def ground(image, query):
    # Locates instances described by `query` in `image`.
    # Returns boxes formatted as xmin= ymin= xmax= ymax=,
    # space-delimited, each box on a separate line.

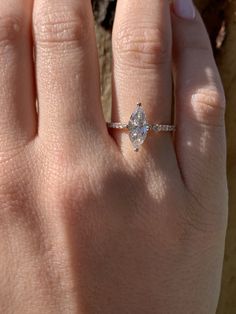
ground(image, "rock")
xmin=92 ymin=0 xmax=116 ymax=29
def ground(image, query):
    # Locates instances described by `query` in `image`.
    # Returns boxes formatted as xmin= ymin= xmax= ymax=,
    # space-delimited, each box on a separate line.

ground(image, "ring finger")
xmin=112 ymin=0 xmax=173 ymax=157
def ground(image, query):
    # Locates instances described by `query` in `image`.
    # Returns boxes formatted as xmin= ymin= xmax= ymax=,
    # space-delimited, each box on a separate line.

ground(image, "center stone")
xmin=128 ymin=104 xmax=149 ymax=151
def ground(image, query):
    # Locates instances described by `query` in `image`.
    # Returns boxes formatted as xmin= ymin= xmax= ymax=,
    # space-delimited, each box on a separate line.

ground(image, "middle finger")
xmin=33 ymin=0 xmax=105 ymax=147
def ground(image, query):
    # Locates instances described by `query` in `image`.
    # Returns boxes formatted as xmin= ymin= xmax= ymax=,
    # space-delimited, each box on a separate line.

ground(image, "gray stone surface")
xmin=92 ymin=0 xmax=116 ymax=28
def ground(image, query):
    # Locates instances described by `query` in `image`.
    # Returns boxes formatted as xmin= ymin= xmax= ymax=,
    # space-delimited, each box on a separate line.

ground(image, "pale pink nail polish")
xmin=174 ymin=0 xmax=196 ymax=20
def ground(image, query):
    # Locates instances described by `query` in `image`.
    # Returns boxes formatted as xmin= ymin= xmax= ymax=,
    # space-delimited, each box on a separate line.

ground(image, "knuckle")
xmin=0 ymin=15 xmax=22 ymax=53
xmin=42 ymin=163 xmax=90 ymax=219
xmin=190 ymin=88 xmax=226 ymax=127
xmin=180 ymin=191 xmax=228 ymax=237
xmin=113 ymin=23 xmax=170 ymax=69
xmin=0 ymin=140 xmax=28 ymax=166
xmin=0 ymin=167 xmax=29 ymax=214
xmin=34 ymin=9 xmax=89 ymax=50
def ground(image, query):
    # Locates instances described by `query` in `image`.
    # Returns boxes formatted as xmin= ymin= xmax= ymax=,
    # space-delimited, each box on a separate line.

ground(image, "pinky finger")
xmin=172 ymin=1 xmax=228 ymax=216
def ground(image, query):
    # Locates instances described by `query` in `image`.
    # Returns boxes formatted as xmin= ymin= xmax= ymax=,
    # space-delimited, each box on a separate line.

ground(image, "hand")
xmin=0 ymin=0 xmax=228 ymax=313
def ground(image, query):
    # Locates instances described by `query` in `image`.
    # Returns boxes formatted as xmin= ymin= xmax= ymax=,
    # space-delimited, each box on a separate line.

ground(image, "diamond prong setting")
xmin=107 ymin=103 xmax=175 ymax=151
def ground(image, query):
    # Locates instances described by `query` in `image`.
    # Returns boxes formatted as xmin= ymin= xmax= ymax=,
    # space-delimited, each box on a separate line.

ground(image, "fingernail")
xmin=174 ymin=0 xmax=196 ymax=20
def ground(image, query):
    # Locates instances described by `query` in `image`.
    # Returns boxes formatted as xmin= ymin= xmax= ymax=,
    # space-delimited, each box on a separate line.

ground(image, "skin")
xmin=0 ymin=0 xmax=228 ymax=313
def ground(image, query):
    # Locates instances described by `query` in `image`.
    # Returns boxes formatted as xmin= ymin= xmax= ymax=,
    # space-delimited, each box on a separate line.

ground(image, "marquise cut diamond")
xmin=128 ymin=104 xmax=149 ymax=151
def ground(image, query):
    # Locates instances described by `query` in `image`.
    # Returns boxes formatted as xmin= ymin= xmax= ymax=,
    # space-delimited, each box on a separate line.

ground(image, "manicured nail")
xmin=174 ymin=0 xmax=196 ymax=20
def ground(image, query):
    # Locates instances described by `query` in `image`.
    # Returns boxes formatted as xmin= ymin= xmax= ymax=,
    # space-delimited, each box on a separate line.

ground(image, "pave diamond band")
xmin=107 ymin=122 xmax=176 ymax=132
xmin=107 ymin=103 xmax=176 ymax=152
xmin=107 ymin=123 xmax=129 ymax=129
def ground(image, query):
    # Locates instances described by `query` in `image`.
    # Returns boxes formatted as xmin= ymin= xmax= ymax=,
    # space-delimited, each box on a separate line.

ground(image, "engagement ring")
xmin=107 ymin=103 xmax=176 ymax=152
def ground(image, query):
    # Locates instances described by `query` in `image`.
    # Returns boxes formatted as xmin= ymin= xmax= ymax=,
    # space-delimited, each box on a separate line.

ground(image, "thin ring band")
xmin=107 ymin=122 xmax=176 ymax=132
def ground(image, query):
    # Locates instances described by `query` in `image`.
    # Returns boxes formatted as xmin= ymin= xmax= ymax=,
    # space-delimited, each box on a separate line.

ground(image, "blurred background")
xmin=92 ymin=0 xmax=236 ymax=313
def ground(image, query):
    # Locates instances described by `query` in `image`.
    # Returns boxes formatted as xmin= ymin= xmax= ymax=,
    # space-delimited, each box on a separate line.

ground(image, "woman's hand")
xmin=0 ymin=0 xmax=227 ymax=313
